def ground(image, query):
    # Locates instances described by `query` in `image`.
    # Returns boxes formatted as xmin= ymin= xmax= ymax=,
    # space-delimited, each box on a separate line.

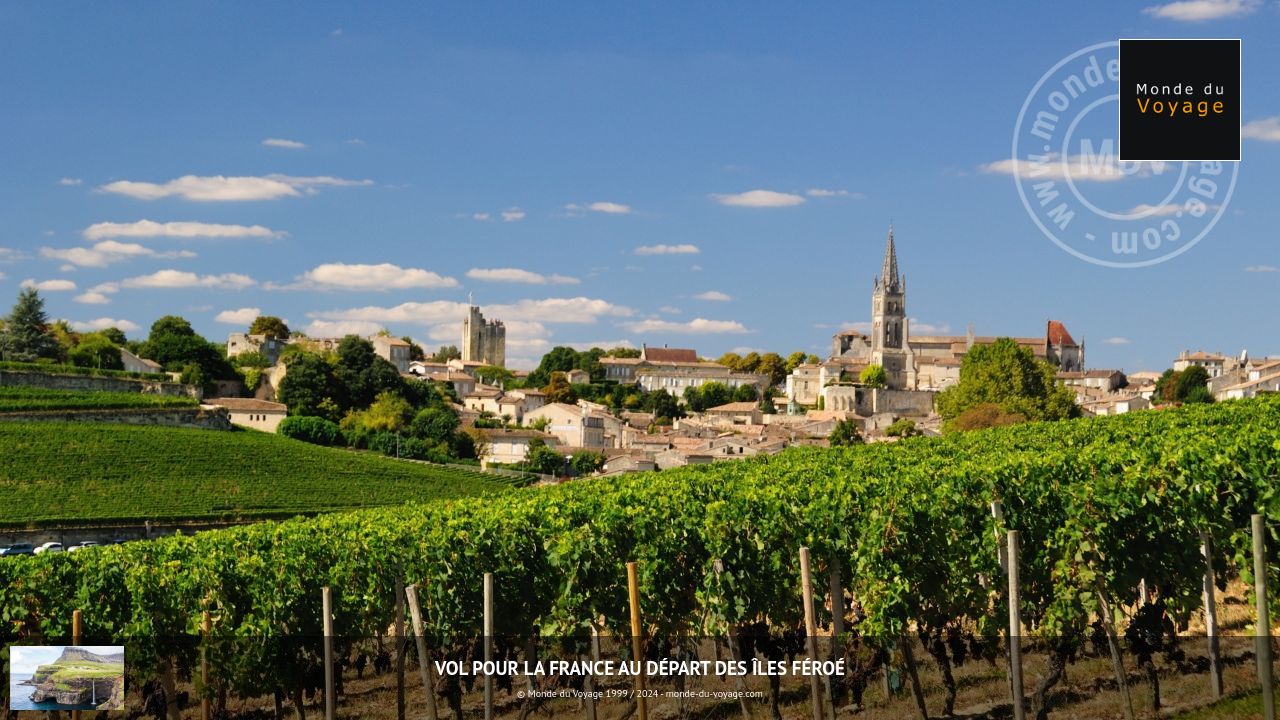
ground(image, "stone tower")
xmin=869 ymin=225 xmax=914 ymax=390
xmin=461 ymin=304 xmax=506 ymax=367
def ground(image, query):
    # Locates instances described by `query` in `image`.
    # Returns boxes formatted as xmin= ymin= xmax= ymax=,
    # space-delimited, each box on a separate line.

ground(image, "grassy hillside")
xmin=0 ymin=387 xmax=197 ymax=412
xmin=0 ymin=423 xmax=512 ymax=527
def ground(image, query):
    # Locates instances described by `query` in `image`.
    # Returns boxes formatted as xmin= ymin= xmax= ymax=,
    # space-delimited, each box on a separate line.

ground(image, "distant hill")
xmin=57 ymin=647 xmax=125 ymax=665
xmin=0 ymin=423 xmax=513 ymax=527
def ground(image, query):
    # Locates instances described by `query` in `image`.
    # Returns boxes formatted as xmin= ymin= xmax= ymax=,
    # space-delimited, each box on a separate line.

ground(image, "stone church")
xmin=794 ymin=226 xmax=1085 ymax=400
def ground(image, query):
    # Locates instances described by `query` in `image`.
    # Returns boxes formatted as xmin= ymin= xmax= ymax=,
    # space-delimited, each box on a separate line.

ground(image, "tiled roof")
xmin=208 ymin=397 xmax=287 ymax=412
xmin=1046 ymin=320 xmax=1076 ymax=347
xmin=641 ymin=346 xmax=699 ymax=363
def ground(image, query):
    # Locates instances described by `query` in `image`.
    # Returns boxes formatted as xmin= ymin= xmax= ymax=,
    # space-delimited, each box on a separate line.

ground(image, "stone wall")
xmin=0 ymin=517 xmax=261 ymax=548
xmin=0 ymin=405 xmax=231 ymax=430
xmin=869 ymin=388 xmax=936 ymax=416
xmin=0 ymin=369 xmax=200 ymax=398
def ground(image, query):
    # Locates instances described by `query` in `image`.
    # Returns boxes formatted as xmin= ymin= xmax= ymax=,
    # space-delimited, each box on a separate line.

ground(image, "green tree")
xmin=335 ymin=335 xmax=404 ymax=408
xmin=99 ymin=327 xmax=128 ymax=346
xmin=543 ymin=371 xmax=578 ymax=404
xmin=785 ymin=351 xmax=808 ymax=374
xmin=524 ymin=438 xmax=565 ymax=475
xmin=528 ymin=346 xmax=579 ymax=387
xmin=354 ymin=391 xmax=415 ymax=432
xmin=646 ymin=389 xmax=685 ymax=422
xmin=884 ymin=418 xmax=920 ymax=437
xmin=935 ymin=338 xmax=1079 ymax=431
xmin=828 ymin=418 xmax=864 ymax=446
xmin=1175 ymin=365 xmax=1213 ymax=403
xmin=0 ymin=288 xmax=60 ymax=361
xmin=475 ymin=365 xmax=515 ymax=386
xmin=860 ymin=364 xmax=887 ymax=389
xmin=401 ymin=336 xmax=425 ymax=362
xmin=67 ymin=332 xmax=124 ymax=370
xmin=949 ymin=403 xmax=1027 ymax=431
xmin=410 ymin=406 xmax=460 ymax=443
xmin=757 ymin=352 xmax=787 ymax=386
xmin=278 ymin=352 xmax=344 ymax=420
xmin=570 ymin=450 xmax=606 ymax=476
xmin=248 ymin=315 xmax=290 ymax=339
xmin=428 ymin=345 xmax=461 ymax=363
xmin=230 ymin=350 xmax=270 ymax=369
xmin=142 ymin=315 xmax=236 ymax=387
xmin=684 ymin=381 xmax=732 ymax=412
xmin=732 ymin=384 xmax=758 ymax=402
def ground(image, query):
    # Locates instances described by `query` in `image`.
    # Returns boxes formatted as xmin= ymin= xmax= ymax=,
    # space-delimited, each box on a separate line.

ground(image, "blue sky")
xmin=0 ymin=2 xmax=1276 ymax=370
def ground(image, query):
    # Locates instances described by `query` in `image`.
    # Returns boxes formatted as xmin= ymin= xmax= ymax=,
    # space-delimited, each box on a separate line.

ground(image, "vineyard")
xmin=0 ymin=360 xmax=169 ymax=380
xmin=0 ymin=423 xmax=512 ymax=527
xmin=0 ymin=386 xmax=199 ymax=412
xmin=3 ymin=397 xmax=1280 ymax=719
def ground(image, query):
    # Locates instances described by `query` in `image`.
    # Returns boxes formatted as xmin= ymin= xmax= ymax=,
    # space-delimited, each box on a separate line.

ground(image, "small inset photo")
xmin=9 ymin=646 xmax=125 ymax=712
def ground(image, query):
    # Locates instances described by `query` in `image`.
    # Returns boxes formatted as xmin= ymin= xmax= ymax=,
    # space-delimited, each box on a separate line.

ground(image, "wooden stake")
xmin=405 ymin=584 xmax=439 ymax=720
xmin=72 ymin=610 xmax=82 ymax=720
xmin=798 ymin=548 xmax=824 ymax=720
xmin=323 ymin=586 xmax=335 ymax=720
xmin=395 ymin=581 xmax=407 ymax=720
xmin=1254 ymin=514 xmax=1275 ymax=720
xmin=714 ymin=559 xmax=754 ymax=720
xmin=484 ymin=572 xmax=495 ymax=720
xmin=201 ymin=609 xmax=212 ymax=720
xmin=1094 ymin=581 xmax=1135 ymax=720
xmin=1007 ymin=530 xmax=1025 ymax=720
xmin=900 ymin=635 xmax=929 ymax=720
xmin=1201 ymin=531 xmax=1222 ymax=699
xmin=627 ymin=561 xmax=648 ymax=720
xmin=584 ymin=624 xmax=600 ymax=720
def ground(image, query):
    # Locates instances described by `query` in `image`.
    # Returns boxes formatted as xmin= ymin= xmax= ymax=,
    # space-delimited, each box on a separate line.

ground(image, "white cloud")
xmin=59 ymin=177 xmax=82 ymax=186
xmin=472 ymin=212 xmax=492 ymax=221
xmin=466 ymin=268 xmax=579 ymax=285
xmin=1103 ymin=337 xmax=1132 ymax=345
xmin=99 ymin=174 xmax=372 ymax=201
xmin=310 ymin=297 xmax=632 ymax=327
xmin=694 ymin=290 xmax=733 ymax=302
xmin=806 ymin=188 xmax=864 ymax=199
xmin=84 ymin=220 xmax=282 ymax=241
xmin=303 ymin=319 xmax=385 ymax=337
xmin=1143 ymin=0 xmax=1259 ymax=21
xmin=841 ymin=318 xmax=951 ymax=335
xmin=41 ymin=241 xmax=197 ymax=268
xmin=20 ymin=278 xmax=77 ymax=292
xmin=1126 ymin=202 xmax=1221 ymax=217
xmin=0 ymin=271 xmax=5 ymax=280
xmin=215 ymin=307 xmax=263 ymax=325
xmin=73 ymin=291 xmax=111 ymax=305
xmin=635 ymin=244 xmax=700 ymax=256
xmin=279 ymin=263 xmax=459 ymax=291
xmin=1242 ymin=117 xmax=1280 ymax=142
xmin=658 ymin=306 xmax=681 ymax=315
xmin=566 ymin=339 xmax=635 ymax=351
xmin=262 ymin=138 xmax=307 ymax=149
xmin=501 ymin=207 xmax=526 ymax=222
xmin=589 ymin=201 xmax=632 ymax=215
xmin=711 ymin=189 xmax=806 ymax=208
xmin=69 ymin=317 xmax=140 ymax=332
xmin=621 ymin=318 xmax=749 ymax=335
xmin=1245 ymin=265 xmax=1279 ymax=273
xmin=122 ymin=270 xmax=255 ymax=290
xmin=980 ymin=154 xmax=1171 ymax=183
xmin=345 ymin=138 xmax=366 ymax=145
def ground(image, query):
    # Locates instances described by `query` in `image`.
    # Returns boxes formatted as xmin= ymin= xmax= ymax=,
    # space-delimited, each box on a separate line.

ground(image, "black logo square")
xmin=1119 ymin=39 xmax=1240 ymax=161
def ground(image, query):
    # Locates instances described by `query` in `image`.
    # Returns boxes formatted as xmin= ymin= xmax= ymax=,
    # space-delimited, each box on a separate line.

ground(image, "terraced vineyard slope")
xmin=0 ymin=422 xmax=512 ymax=527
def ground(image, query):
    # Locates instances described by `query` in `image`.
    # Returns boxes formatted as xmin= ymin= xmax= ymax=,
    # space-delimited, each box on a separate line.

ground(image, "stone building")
xmin=793 ymin=225 xmax=1087 ymax=399
xmin=461 ymin=303 xmax=506 ymax=367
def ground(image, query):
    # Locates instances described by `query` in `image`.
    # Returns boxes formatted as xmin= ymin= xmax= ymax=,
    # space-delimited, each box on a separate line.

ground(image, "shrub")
xmin=278 ymin=416 xmax=345 ymax=447
xmin=885 ymin=418 xmax=920 ymax=437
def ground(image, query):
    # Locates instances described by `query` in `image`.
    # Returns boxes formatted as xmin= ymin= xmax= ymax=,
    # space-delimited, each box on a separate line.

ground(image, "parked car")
xmin=33 ymin=542 xmax=64 ymax=555
xmin=0 ymin=543 xmax=35 ymax=556
xmin=68 ymin=541 xmax=100 ymax=553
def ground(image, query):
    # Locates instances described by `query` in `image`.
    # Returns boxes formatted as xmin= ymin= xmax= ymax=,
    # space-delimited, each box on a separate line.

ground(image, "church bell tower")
xmin=869 ymin=225 xmax=913 ymax=389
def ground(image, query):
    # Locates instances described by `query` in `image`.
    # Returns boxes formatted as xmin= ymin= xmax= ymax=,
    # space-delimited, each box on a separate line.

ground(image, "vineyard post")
xmin=1201 ymin=531 xmax=1222 ymax=699
xmin=404 ymin=584 xmax=439 ymax=720
xmin=992 ymin=501 xmax=1014 ymax=703
xmin=484 ymin=572 xmax=494 ymax=720
xmin=626 ymin=561 xmax=649 ymax=720
xmin=72 ymin=609 xmax=82 ymax=720
xmin=1253 ymin=514 xmax=1275 ymax=720
xmin=201 ymin=609 xmax=212 ymax=720
xmin=899 ymin=634 xmax=928 ymax=720
xmin=584 ymin=624 xmax=599 ymax=720
xmin=395 ymin=579 xmax=407 ymax=720
xmin=323 ymin=586 xmax=335 ymax=720
xmin=1006 ymin=530 xmax=1025 ymax=720
xmin=713 ymin=559 xmax=754 ymax=720
xmin=1094 ymin=581 xmax=1135 ymax=720
xmin=827 ymin=557 xmax=842 ymax=718
xmin=798 ymin=547 xmax=825 ymax=720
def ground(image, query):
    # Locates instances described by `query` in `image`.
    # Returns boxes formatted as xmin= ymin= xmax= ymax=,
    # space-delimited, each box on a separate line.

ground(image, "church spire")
xmin=878 ymin=224 xmax=901 ymax=292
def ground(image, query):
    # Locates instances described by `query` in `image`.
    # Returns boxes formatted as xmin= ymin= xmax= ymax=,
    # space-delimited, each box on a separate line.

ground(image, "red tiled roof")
xmin=641 ymin=346 xmax=699 ymax=363
xmin=208 ymin=397 xmax=287 ymax=412
xmin=1047 ymin=320 xmax=1076 ymax=347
